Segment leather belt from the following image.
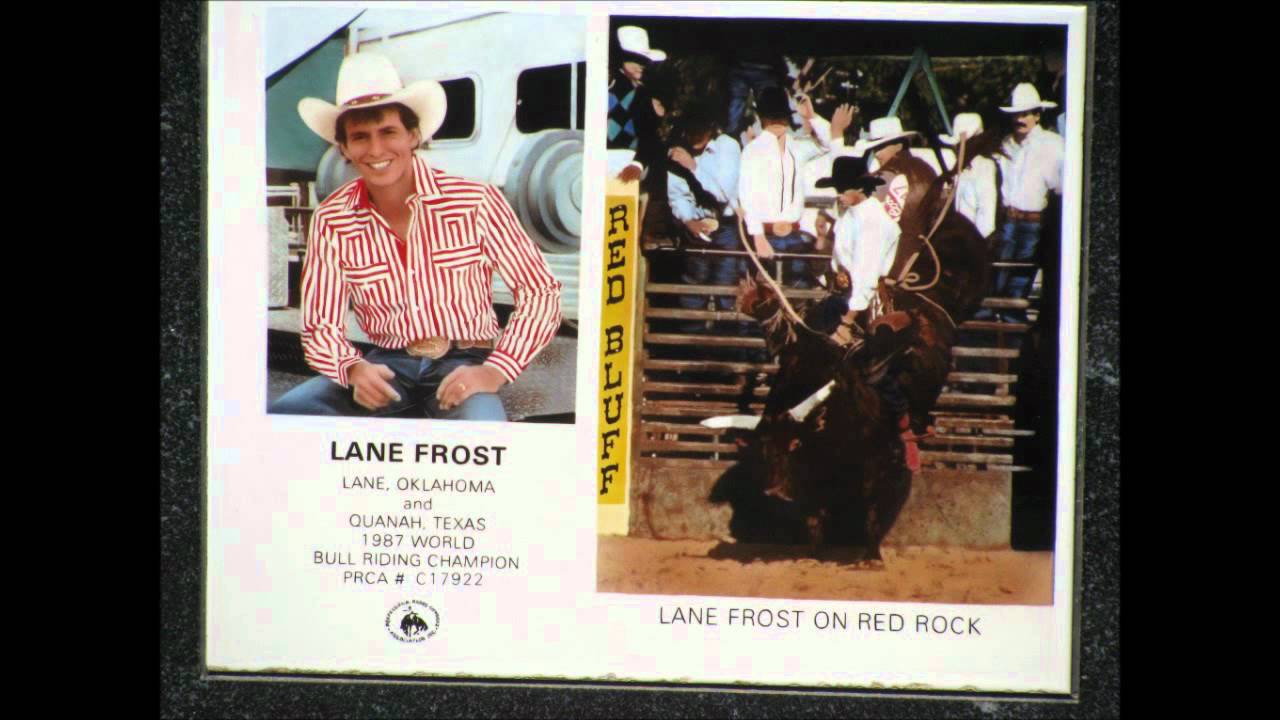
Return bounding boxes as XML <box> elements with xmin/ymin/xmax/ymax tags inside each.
<box><xmin>763</xmin><ymin>221</ymin><xmax>795</xmax><ymax>237</ymax></box>
<box><xmin>405</xmin><ymin>337</ymin><xmax>495</xmax><ymax>359</ymax></box>
<box><xmin>1007</xmin><ymin>208</ymin><xmax>1043</xmax><ymax>222</ymax></box>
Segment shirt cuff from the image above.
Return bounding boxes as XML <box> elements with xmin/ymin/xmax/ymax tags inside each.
<box><xmin>746</xmin><ymin>218</ymin><xmax>764</xmax><ymax>236</ymax></box>
<box><xmin>335</xmin><ymin>355</ymin><xmax>366</xmax><ymax>389</ymax></box>
<box><xmin>483</xmin><ymin>350</ymin><xmax>522</xmax><ymax>385</ymax></box>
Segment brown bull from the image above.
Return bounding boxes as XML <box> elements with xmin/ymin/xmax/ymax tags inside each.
<box><xmin>707</xmin><ymin>171</ymin><xmax>992</xmax><ymax>562</ymax></box>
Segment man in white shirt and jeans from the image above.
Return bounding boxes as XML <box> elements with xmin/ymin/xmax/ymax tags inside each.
<box><xmin>738</xmin><ymin>85</ymin><xmax>853</xmax><ymax>288</ymax></box>
<box><xmin>978</xmin><ymin>83</ymin><xmax>1064</xmax><ymax>323</ymax></box>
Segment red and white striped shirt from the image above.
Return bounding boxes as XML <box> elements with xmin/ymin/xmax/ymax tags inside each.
<box><xmin>300</xmin><ymin>156</ymin><xmax>563</xmax><ymax>387</ymax></box>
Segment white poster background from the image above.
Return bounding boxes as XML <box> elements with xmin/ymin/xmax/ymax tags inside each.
<box><xmin>207</xmin><ymin>0</ymin><xmax>1087</xmax><ymax>693</ymax></box>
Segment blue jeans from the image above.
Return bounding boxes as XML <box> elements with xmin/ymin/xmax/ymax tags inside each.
<box><xmin>765</xmin><ymin>230</ymin><xmax>814</xmax><ymax>289</ymax></box>
<box><xmin>269</xmin><ymin>346</ymin><xmax>507</xmax><ymax>421</ymax></box>
<box><xmin>985</xmin><ymin>218</ymin><xmax>1041</xmax><ymax>321</ymax></box>
<box><xmin>681</xmin><ymin>220</ymin><xmax>747</xmax><ymax>313</ymax></box>
<box><xmin>993</xmin><ymin>219</ymin><xmax>1041</xmax><ymax>297</ymax></box>
<box><xmin>727</xmin><ymin>64</ymin><xmax>779</xmax><ymax>137</ymax></box>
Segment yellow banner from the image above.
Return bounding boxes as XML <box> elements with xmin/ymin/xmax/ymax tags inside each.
<box><xmin>598</xmin><ymin>179</ymin><xmax>639</xmax><ymax>505</ymax></box>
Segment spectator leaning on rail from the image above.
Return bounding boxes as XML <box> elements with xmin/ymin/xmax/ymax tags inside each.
<box><xmin>738</xmin><ymin>86</ymin><xmax>854</xmax><ymax>288</ymax></box>
<box><xmin>975</xmin><ymin>83</ymin><xmax>1064</xmax><ymax>323</ymax></box>
<box><xmin>270</xmin><ymin>53</ymin><xmax>562</xmax><ymax>420</ymax></box>
<box><xmin>666</xmin><ymin>106</ymin><xmax>744</xmax><ymax>320</ymax></box>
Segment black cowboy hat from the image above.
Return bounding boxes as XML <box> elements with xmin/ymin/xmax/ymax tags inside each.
<box><xmin>755</xmin><ymin>85</ymin><xmax>792</xmax><ymax>122</ymax></box>
<box><xmin>815</xmin><ymin>156</ymin><xmax>886</xmax><ymax>194</ymax></box>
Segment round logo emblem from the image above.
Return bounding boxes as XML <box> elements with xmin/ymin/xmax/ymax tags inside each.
<box><xmin>386</xmin><ymin>600</ymin><xmax>440</xmax><ymax>643</ymax></box>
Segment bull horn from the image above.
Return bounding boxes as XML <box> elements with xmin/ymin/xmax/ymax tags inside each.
<box><xmin>787</xmin><ymin>379</ymin><xmax>836</xmax><ymax>422</ymax></box>
<box><xmin>701</xmin><ymin>415</ymin><xmax>761</xmax><ymax>430</ymax></box>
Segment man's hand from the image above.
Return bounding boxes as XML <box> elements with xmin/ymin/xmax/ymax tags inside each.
<box><xmin>437</xmin><ymin>364</ymin><xmax>507</xmax><ymax>411</ymax></box>
<box><xmin>684</xmin><ymin>219</ymin><xmax>715</xmax><ymax>238</ymax></box>
<box><xmin>348</xmin><ymin>361</ymin><xmax>401</xmax><ymax>411</ymax></box>
<box><xmin>795</xmin><ymin>93</ymin><xmax>815</xmax><ymax>120</ymax></box>
<box><xmin>651</xmin><ymin>97</ymin><xmax>666</xmax><ymax>118</ymax></box>
<box><xmin>616</xmin><ymin>164</ymin><xmax>643</xmax><ymax>183</ymax></box>
<box><xmin>753</xmin><ymin>233</ymin><xmax>775</xmax><ymax>260</ymax></box>
<box><xmin>830</xmin><ymin>103</ymin><xmax>856</xmax><ymax>140</ymax></box>
<box><xmin>668</xmin><ymin>146</ymin><xmax>696</xmax><ymax>171</ymax></box>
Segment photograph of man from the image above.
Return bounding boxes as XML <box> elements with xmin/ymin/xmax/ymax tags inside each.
<box><xmin>269</xmin><ymin>52</ymin><xmax>563</xmax><ymax>420</ymax></box>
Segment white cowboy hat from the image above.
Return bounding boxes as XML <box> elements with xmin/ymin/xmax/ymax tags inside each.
<box><xmin>1000</xmin><ymin>82</ymin><xmax>1057</xmax><ymax>113</ymax></box>
<box><xmin>850</xmin><ymin>116</ymin><xmax>920</xmax><ymax>156</ymax></box>
<box><xmin>617</xmin><ymin>26</ymin><xmax>667</xmax><ymax>63</ymax></box>
<box><xmin>939</xmin><ymin>112</ymin><xmax>984</xmax><ymax>145</ymax></box>
<box><xmin>298</xmin><ymin>53</ymin><xmax>447</xmax><ymax>146</ymax></box>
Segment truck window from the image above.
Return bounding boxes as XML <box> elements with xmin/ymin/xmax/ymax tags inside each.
<box><xmin>435</xmin><ymin>77</ymin><xmax>476</xmax><ymax>140</ymax></box>
<box><xmin>517</xmin><ymin>62</ymin><xmax>587</xmax><ymax>132</ymax></box>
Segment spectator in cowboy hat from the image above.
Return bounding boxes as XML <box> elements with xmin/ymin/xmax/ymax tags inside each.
<box><xmin>849</xmin><ymin>115</ymin><xmax>934</xmax><ymax>227</ymax></box>
<box><xmin>974</xmin><ymin>82</ymin><xmax>1064</xmax><ymax>323</ymax></box>
<box><xmin>608</xmin><ymin>25</ymin><xmax>668</xmax><ymax>185</ymax></box>
<box><xmin>270</xmin><ymin>53</ymin><xmax>562</xmax><ymax>420</ymax></box>
<box><xmin>938</xmin><ymin>112</ymin><xmax>1000</xmax><ymax>239</ymax></box>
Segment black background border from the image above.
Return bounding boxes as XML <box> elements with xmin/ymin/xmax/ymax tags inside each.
<box><xmin>160</xmin><ymin>2</ymin><xmax>1119</xmax><ymax>716</ymax></box>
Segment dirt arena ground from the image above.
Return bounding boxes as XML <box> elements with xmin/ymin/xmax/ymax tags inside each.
<box><xmin>597</xmin><ymin>536</ymin><xmax>1053</xmax><ymax>605</ymax></box>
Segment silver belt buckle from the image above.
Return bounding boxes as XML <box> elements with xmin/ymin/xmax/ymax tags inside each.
<box><xmin>406</xmin><ymin>337</ymin><xmax>450</xmax><ymax>359</ymax></box>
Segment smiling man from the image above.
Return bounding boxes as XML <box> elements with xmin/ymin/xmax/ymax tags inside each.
<box><xmin>270</xmin><ymin>53</ymin><xmax>562</xmax><ymax>420</ymax></box>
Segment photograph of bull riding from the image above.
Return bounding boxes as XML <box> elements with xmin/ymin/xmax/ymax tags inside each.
<box><xmin>599</xmin><ymin>15</ymin><xmax>1073</xmax><ymax>605</ymax></box>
